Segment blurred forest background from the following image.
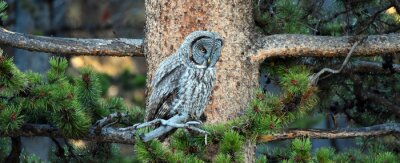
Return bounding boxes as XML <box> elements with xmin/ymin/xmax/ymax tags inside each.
<box><xmin>0</xmin><ymin>0</ymin><xmax>399</xmax><ymax>162</ymax></box>
<box><xmin>1</xmin><ymin>0</ymin><xmax>146</xmax><ymax>106</ymax></box>
<box><xmin>0</xmin><ymin>0</ymin><xmax>146</xmax><ymax>161</ymax></box>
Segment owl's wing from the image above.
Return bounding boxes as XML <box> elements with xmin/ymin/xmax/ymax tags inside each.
<box><xmin>145</xmin><ymin>54</ymin><xmax>184</xmax><ymax>121</ymax></box>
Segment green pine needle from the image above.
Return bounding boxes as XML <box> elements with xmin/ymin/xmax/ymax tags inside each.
<box><xmin>374</xmin><ymin>152</ymin><xmax>397</xmax><ymax>163</ymax></box>
<box><xmin>315</xmin><ymin>148</ymin><xmax>335</xmax><ymax>163</ymax></box>
<box><xmin>51</xmin><ymin>103</ymin><xmax>91</xmax><ymax>138</ymax></box>
<box><xmin>289</xmin><ymin>138</ymin><xmax>312</xmax><ymax>162</ymax></box>
<box><xmin>0</xmin><ymin>104</ymin><xmax>25</xmax><ymax>133</ymax></box>
<box><xmin>0</xmin><ymin>57</ymin><xmax>27</xmax><ymax>95</ymax></box>
<box><xmin>213</xmin><ymin>154</ymin><xmax>231</xmax><ymax>163</ymax></box>
<box><xmin>0</xmin><ymin>1</ymin><xmax>8</xmax><ymax>21</ymax></box>
<box><xmin>47</xmin><ymin>57</ymin><xmax>68</xmax><ymax>83</ymax></box>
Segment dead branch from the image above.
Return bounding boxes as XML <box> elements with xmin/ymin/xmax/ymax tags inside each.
<box><xmin>344</xmin><ymin>61</ymin><xmax>400</xmax><ymax>74</ymax></box>
<box><xmin>0</xmin><ymin>27</ymin><xmax>143</xmax><ymax>57</ymax></box>
<box><xmin>251</xmin><ymin>34</ymin><xmax>400</xmax><ymax>63</ymax></box>
<box><xmin>258</xmin><ymin>123</ymin><xmax>400</xmax><ymax>142</ymax></box>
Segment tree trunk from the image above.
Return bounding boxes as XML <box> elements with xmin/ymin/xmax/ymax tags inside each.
<box><xmin>144</xmin><ymin>0</ymin><xmax>259</xmax><ymax>161</ymax></box>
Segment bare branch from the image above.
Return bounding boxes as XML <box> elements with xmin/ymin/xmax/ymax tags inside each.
<box><xmin>258</xmin><ymin>123</ymin><xmax>400</xmax><ymax>142</ymax></box>
<box><xmin>93</xmin><ymin>112</ymin><xmax>127</xmax><ymax>133</ymax></box>
<box><xmin>0</xmin><ymin>27</ymin><xmax>144</xmax><ymax>57</ymax></box>
<box><xmin>344</xmin><ymin>61</ymin><xmax>400</xmax><ymax>74</ymax></box>
<box><xmin>250</xmin><ymin>34</ymin><xmax>400</xmax><ymax>63</ymax></box>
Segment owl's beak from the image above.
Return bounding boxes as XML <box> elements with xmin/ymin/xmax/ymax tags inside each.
<box><xmin>207</xmin><ymin>57</ymin><xmax>211</xmax><ymax>67</ymax></box>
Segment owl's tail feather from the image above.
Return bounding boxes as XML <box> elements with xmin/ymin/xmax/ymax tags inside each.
<box><xmin>158</xmin><ymin>128</ymin><xmax>177</xmax><ymax>142</ymax></box>
<box><xmin>140</xmin><ymin>125</ymin><xmax>176</xmax><ymax>142</ymax></box>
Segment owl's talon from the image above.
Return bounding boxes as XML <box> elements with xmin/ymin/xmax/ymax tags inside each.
<box><xmin>133</xmin><ymin>119</ymin><xmax>163</xmax><ymax>129</ymax></box>
<box><xmin>132</xmin><ymin>123</ymin><xmax>140</xmax><ymax>128</ymax></box>
<box><xmin>185</xmin><ymin>121</ymin><xmax>202</xmax><ymax>126</ymax></box>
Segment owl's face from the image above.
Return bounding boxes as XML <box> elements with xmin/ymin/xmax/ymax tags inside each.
<box><xmin>190</xmin><ymin>37</ymin><xmax>223</xmax><ymax>68</ymax></box>
<box><xmin>180</xmin><ymin>31</ymin><xmax>223</xmax><ymax>69</ymax></box>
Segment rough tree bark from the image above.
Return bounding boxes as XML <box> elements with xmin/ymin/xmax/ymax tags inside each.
<box><xmin>145</xmin><ymin>0</ymin><xmax>258</xmax><ymax>123</ymax></box>
<box><xmin>144</xmin><ymin>1</ymin><xmax>258</xmax><ymax>161</ymax></box>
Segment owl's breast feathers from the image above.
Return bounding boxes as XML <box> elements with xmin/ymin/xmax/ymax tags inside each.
<box><xmin>146</xmin><ymin>54</ymin><xmax>216</xmax><ymax>122</ymax></box>
<box><xmin>172</xmin><ymin>67</ymin><xmax>216</xmax><ymax>119</ymax></box>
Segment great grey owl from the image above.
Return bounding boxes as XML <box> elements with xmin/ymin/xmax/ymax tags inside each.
<box><xmin>143</xmin><ymin>31</ymin><xmax>223</xmax><ymax>140</ymax></box>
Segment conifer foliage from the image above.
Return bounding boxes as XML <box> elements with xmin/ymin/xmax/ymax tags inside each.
<box><xmin>0</xmin><ymin>53</ymin><xmax>144</xmax><ymax>161</ymax></box>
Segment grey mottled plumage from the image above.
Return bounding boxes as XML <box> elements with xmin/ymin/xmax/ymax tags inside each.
<box><xmin>145</xmin><ymin>31</ymin><xmax>223</xmax><ymax>127</ymax></box>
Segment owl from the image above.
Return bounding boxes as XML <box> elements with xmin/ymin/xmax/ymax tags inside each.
<box><xmin>141</xmin><ymin>31</ymin><xmax>223</xmax><ymax>141</ymax></box>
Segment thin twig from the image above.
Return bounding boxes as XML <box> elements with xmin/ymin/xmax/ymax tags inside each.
<box><xmin>310</xmin><ymin>39</ymin><xmax>363</xmax><ymax>85</ymax></box>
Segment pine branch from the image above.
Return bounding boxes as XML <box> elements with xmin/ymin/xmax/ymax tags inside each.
<box><xmin>250</xmin><ymin>34</ymin><xmax>400</xmax><ymax>63</ymax></box>
<box><xmin>0</xmin><ymin>112</ymin><xmax>137</xmax><ymax>144</ymax></box>
<box><xmin>1</xmin><ymin>123</ymin><xmax>399</xmax><ymax>145</ymax></box>
<box><xmin>257</xmin><ymin>123</ymin><xmax>400</xmax><ymax>142</ymax></box>
<box><xmin>0</xmin><ymin>27</ymin><xmax>143</xmax><ymax>57</ymax></box>
<box><xmin>0</xmin><ymin>123</ymin><xmax>136</xmax><ymax>144</ymax></box>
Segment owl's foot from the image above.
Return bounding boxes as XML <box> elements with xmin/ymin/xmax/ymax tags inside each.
<box><xmin>161</xmin><ymin>120</ymin><xmax>209</xmax><ymax>134</ymax></box>
<box><xmin>138</xmin><ymin>114</ymin><xmax>209</xmax><ymax>142</ymax></box>
<box><xmin>160</xmin><ymin>120</ymin><xmax>201</xmax><ymax>128</ymax></box>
